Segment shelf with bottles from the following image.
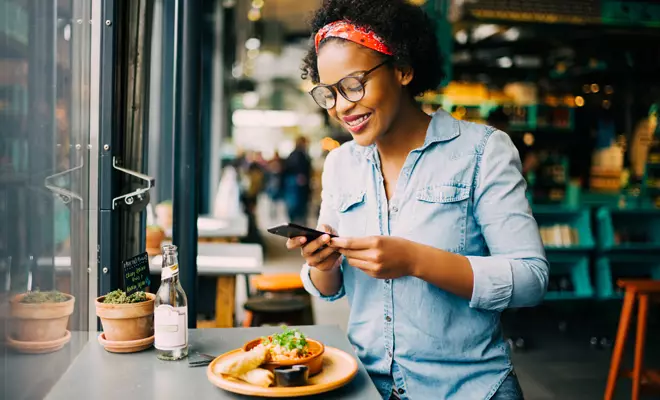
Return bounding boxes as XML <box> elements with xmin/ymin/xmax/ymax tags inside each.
<box><xmin>596</xmin><ymin>207</ymin><xmax>660</xmax><ymax>252</ymax></box>
<box><xmin>534</xmin><ymin>207</ymin><xmax>595</xmax><ymax>252</ymax></box>
<box><xmin>544</xmin><ymin>255</ymin><xmax>594</xmax><ymax>300</ymax></box>
<box><xmin>594</xmin><ymin>257</ymin><xmax>660</xmax><ymax>299</ymax></box>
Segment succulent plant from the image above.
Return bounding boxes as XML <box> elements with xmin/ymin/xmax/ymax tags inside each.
<box><xmin>20</xmin><ymin>290</ymin><xmax>69</xmax><ymax>304</ymax></box>
<box><xmin>102</xmin><ymin>289</ymin><xmax>148</xmax><ymax>304</ymax></box>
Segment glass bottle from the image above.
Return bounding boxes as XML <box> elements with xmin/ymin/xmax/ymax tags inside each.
<box><xmin>154</xmin><ymin>244</ymin><xmax>189</xmax><ymax>360</ymax></box>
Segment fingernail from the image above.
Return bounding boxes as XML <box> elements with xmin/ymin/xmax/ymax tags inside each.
<box><xmin>322</xmin><ymin>234</ymin><xmax>330</xmax><ymax>242</ymax></box>
<box><xmin>299</xmin><ymin>237</ymin><xmax>306</xmax><ymax>244</ymax></box>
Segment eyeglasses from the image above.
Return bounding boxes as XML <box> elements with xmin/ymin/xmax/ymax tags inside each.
<box><xmin>309</xmin><ymin>60</ymin><xmax>389</xmax><ymax>110</ymax></box>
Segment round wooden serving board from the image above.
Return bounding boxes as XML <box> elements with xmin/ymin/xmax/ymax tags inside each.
<box><xmin>207</xmin><ymin>346</ymin><xmax>359</xmax><ymax>397</ymax></box>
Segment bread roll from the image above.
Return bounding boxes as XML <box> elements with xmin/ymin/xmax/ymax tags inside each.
<box><xmin>214</xmin><ymin>346</ymin><xmax>268</xmax><ymax>377</ymax></box>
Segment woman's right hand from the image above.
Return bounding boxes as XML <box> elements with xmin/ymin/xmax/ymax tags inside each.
<box><xmin>286</xmin><ymin>224</ymin><xmax>342</xmax><ymax>271</ymax></box>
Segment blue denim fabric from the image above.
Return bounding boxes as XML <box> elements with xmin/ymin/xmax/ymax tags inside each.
<box><xmin>301</xmin><ymin>110</ymin><xmax>548</xmax><ymax>400</ymax></box>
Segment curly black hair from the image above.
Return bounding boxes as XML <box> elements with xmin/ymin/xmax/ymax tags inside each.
<box><xmin>301</xmin><ymin>0</ymin><xmax>445</xmax><ymax>97</ymax></box>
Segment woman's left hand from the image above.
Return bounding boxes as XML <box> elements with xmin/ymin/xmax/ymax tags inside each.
<box><xmin>329</xmin><ymin>236</ymin><xmax>418</xmax><ymax>279</ymax></box>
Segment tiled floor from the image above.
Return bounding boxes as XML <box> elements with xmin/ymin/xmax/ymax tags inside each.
<box><xmin>254</xmin><ymin>199</ymin><xmax>658</xmax><ymax>399</ymax></box>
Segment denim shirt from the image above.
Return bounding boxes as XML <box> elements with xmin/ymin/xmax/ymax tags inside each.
<box><xmin>300</xmin><ymin>110</ymin><xmax>549</xmax><ymax>400</ymax></box>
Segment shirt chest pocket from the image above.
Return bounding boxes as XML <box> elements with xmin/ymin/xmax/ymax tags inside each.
<box><xmin>336</xmin><ymin>191</ymin><xmax>368</xmax><ymax>237</ymax></box>
<box><xmin>407</xmin><ymin>184</ymin><xmax>471</xmax><ymax>253</ymax></box>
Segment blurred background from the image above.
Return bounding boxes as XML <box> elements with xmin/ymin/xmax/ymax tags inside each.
<box><xmin>2</xmin><ymin>0</ymin><xmax>660</xmax><ymax>399</ymax></box>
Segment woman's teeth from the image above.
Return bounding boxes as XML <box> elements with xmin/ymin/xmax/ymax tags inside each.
<box><xmin>347</xmin><ymin>114</ymin><xmax>370</xmax><ymax>126</ymax></box>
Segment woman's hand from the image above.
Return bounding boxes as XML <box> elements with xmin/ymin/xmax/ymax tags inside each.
<box><xmin>286</xmin><ymin>224</ymin><xmax>342</xmax><ymax>271</ymax></box>
<box><xmin>329</xmin><ymin>236</ymin><xmax>418</xmax><ymax>279</ymax></box>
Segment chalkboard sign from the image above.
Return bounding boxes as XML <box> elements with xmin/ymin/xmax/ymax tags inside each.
<box><xmin>122</xmin><ymin>252</ymin><xmax>151</xmax><ymax>295</ymax></box>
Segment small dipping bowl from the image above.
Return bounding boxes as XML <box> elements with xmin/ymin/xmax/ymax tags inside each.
<box><xmin>274</xmin><ymin>365</ymin><xmax>309</xmax><ymax>387</ymax></box>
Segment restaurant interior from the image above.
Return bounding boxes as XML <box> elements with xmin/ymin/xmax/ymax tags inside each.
<box><xmin>1</xmin><ymin>0</ymin><xmax>660</xmax><ymax>399</ymax></box>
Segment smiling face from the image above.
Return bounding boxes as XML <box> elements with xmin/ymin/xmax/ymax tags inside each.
<box><xmin>316</xmin><ymin>40</ymin><xmax>412</xmax><ymax>146</ymax></box>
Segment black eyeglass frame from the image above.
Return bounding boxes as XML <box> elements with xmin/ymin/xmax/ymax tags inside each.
<box><xmin>308</xmin><ymin>59</ymin><xmax>390</xmax><ymax>109</ymax></box>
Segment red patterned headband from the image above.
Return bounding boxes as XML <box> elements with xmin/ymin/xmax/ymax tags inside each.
<box><xmin>314</xmin><ymin>20</ymin><xmax>393</xmax><ymax>56</ymax></box>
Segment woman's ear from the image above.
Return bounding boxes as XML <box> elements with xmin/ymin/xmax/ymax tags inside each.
<box><xmin>396</xmin><ymin>65</ymin><xmax>414</xmax><ymax>87</ymax></box>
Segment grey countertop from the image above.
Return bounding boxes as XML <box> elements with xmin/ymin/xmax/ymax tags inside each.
<box><xmin>44</xmin><ymin>326</ymin><xmax>382</xmax><ymax>400</ymax></box>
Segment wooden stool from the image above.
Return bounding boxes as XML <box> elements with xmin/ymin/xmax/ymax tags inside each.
<box><xmin>605</xmin><ymin>279</ymin><xmax>660</xmax><ymax>400</ymax></box>
<box><xmin>243</xmin><ymin>297</ymin><xmax>307</xmax><ymax>327</ymax></box>
<box><xmin>252</xmin><ymin>273</ymin><xmax>305</xmax><ymax>293</ymax></box>
<box><xmin>242</xmin><ymin>273</ymin><xmax>314</xmax><ymax>327</ymax></box>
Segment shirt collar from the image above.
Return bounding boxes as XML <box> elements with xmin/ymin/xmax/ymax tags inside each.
<box><xmin>352</xmin><ymin>108</ymin><xmax>460</xmax><ymax>162</ymax></box>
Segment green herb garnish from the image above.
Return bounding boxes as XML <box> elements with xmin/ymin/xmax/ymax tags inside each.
<box><xmin>102</xmin><ymin>289</ymin><xmax>147</xmax><ymax>304</ymax></box>
<box><xmin>20</xmin><ymin>290</ymin><xmax>69</xmax><ymax>303</ymax></box>
<box><xmin>261</xmin><ymin>325</ymin><xmax>309</xmax><ymax>353</ymax></box>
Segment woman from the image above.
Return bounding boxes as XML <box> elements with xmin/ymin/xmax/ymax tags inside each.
<box><xmin>286</xmin><ymin>1</ymin><xmax>548</xmax><ymax>399</ymax></box>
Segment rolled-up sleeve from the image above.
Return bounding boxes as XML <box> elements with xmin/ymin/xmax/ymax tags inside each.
<box><xmin>299</xmin><ymin>150</ymin><xmax>346</xmax><ymax>301</ymax></box>
<box><xmin>467</xmin><ymin>130</ymin><xmax>549</xmax><ymax>311</ymax></box>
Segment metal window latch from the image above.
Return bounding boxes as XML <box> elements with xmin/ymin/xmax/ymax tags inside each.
<box><xmin>112</xmin><ymin>157</ymin><xmax>155</xmax><ymax>210</ymax></box>
<box><xmin>44</xmin><ymin>158</ymin><xmax>85</xmax><ymax>209</ymax></box>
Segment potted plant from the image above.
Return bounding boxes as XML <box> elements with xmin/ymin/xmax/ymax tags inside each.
<box><xmin>95</xmin><ymin>289</ymin><xmax>155</xmax><ymax>342</ymax></box>
<box><xmin>146</xmin><ymin>225</ymin><xmax>165</xmax><ymax>256</ymax></box>
<box><xmin>9</xmin><ymin>290</ymin><xmax>75</xmax><ymax>342</ymax></box>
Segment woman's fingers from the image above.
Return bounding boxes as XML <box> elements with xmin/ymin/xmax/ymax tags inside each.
<box><xmin>301</xmin><ymin>234</ymin><xmax>332</xmax><ymax>257</ymax></box>
<box><xmin>286</xmin><ymin>236</ymin><xmax>307</xmax><ymax>250</ymax></box>
<box><xmin>344</xmin><ymin>257</ymin><xmax>374</xmax><ymax>272</ymax></box>
<box><xmin>307</xmin><ymin>246</ymin><xmax>338</xmax><ymax>268</ymax></box>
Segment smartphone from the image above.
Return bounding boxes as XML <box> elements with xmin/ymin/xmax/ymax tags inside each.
<box><xmin>267</xmin><ymin>223</ymin><xmax>336</xmax><ymax>242</ymax></box>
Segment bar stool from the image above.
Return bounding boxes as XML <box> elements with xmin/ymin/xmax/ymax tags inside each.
<box><xmin>242</xmin><ymin>273</ymin><xmax>314</xmax><ymax>327</ymax></box>
<box><xmin>605</xmin><ymin>279</ymin><xmax>660</xmax><ymax>400</ymax></box>
<box><xmin>243</xmin><ymin>297</ymin><xmax>308</xmax><ymax>327</ymax></box>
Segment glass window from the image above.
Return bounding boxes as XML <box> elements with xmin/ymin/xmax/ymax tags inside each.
<box><xmin>1</xmin><ymin>0</ymin><xmax>97</xmax><ymax>398</ymax></box>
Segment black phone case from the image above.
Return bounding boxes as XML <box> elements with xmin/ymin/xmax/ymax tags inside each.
<box><xmin>267</xmin><ymin>223</ymin><xmax>335</xmax><ymax>241</ymax></box>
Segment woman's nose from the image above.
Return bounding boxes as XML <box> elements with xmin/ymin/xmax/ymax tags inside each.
<box><xmin>334</xmin><ymin>92</ymin><xmax>356</xmax><ymax>116</ymax></box>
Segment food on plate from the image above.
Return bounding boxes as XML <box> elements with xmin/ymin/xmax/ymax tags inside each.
<box><xmin>257</xmin><ymin>326</ymin><xmax>311</xmax><ymax>361</ymax></box>
<box><xmin>237</xmin><ymin>368</ymin><xmax>274</xmax><ymax>388</ymax></box>
<box><xmin>214</xmin><ymin>345</ymin><xmax>269</xmax><ymax>377</ymax></box>
<box><xmin>212</xmin><ymin>326</ymin><xmax>318</xmax><ymax>388</ymax></box>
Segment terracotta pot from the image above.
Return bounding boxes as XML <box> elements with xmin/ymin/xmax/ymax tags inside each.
<box><xmin>243</xmin><ymin>338</ymin><xmax>325</xmax><ymax>376</ymax></box>
<box><xmin>95</xmin><ymin>293</ymin><xmax>155</xmax><ymax>342</ymax></box>
<box><xmin>146</xmin><ymin>226</ymin><xmax>165</xmax><ymax>252</ymax></box>
<box><xmin>155</xmin><ymin>203</ymin><xmax>173</xmax><ymax>231</ymax></box>
<box><xmin>9</xmin><ymin>293</ymin><xmax>75</xmax><ymax>342</ymax></box>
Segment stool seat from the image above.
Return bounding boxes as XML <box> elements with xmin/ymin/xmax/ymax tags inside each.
<box><xmin>244</xmin><ymin>297</ymin><xmax>307</xmax><ymax>314</ymax></box>
<box><xmin>617</xmin><ymin>279</ymin><xmax>660</xmax><ymax>294</ymax></box>
<box><xmin>252</xmin><ymin>273</ymin><xmax>304</xmax><ymax>292</ymax></box>
<box><xmin>243</xmin><ymin>297</ymin><xmax>308</xmax><ymax>327</ymax></box>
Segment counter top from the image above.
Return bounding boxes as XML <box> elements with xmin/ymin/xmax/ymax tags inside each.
<box><xmin>44</xmin><ymin>326</ymin><xmax>381</xmax><ymax>400</ymax></box>
<box><xmin>165</xmin><ymin>214</ymin><xmax>249</xmax><ymax>239</ymax></box>
<box><xmin>39</xmin><ymin>242</ymin><xmax>264</xmax><ymax>276</ymax></box>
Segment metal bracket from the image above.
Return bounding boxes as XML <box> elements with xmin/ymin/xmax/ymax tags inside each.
<box><xmin>112</xmin><ymin>157</ymin><xmax>155</xmax><ymax>210</ymax></box>
<box><xmin>44</xmin><ymin>158</ymin><xmax>85</xmax><ymax>209</ymax></box>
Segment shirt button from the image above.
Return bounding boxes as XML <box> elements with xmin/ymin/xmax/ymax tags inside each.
<box><xmin>388</xmin><ymin>351</ymin><xmax>392</xmax><ymax>357</ymax></box>
<box><xmin>385</xmin><ymin>316</ymin><xmax>392</xmax><ymax>322</ymax></box>
<box><xmin>391</xmin><ymin>206</ymin><xmax>398</xmax><ymax>213</ymax></box>
<box><xmin>385</xmin><ymin>279</ymin><xmax>390</xmax><ymax>284</ymax></box>
<box><xmin>398</xmin><ymin>388</ymin><xmax>405</xmax><ymax>395</ymax></box>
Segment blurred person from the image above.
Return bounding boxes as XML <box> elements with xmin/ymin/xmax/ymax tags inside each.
<box><xmin>282</xmin><ymin>137</ymin><xmax>312</xmax><ymax>225</ymax></box>
<box><xmin>265</xmin><ymin>151</ymin><xmax>284</xmax><ymax>221</ymax></box>
<box><xmin>285</xmin><ymin>1</ymin><xmax>548</xmax><ymax>399</ymax></box>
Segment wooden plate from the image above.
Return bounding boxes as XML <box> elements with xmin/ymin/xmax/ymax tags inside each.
<box><xmin>6</xmin><ymin>330</ymin><xmax>71</xmax><ymax>354</ymax></box>
<box><xmin>207</xmin><ymin>346</ymin><xmax>358</xmax><ymax>397</ymax></box>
